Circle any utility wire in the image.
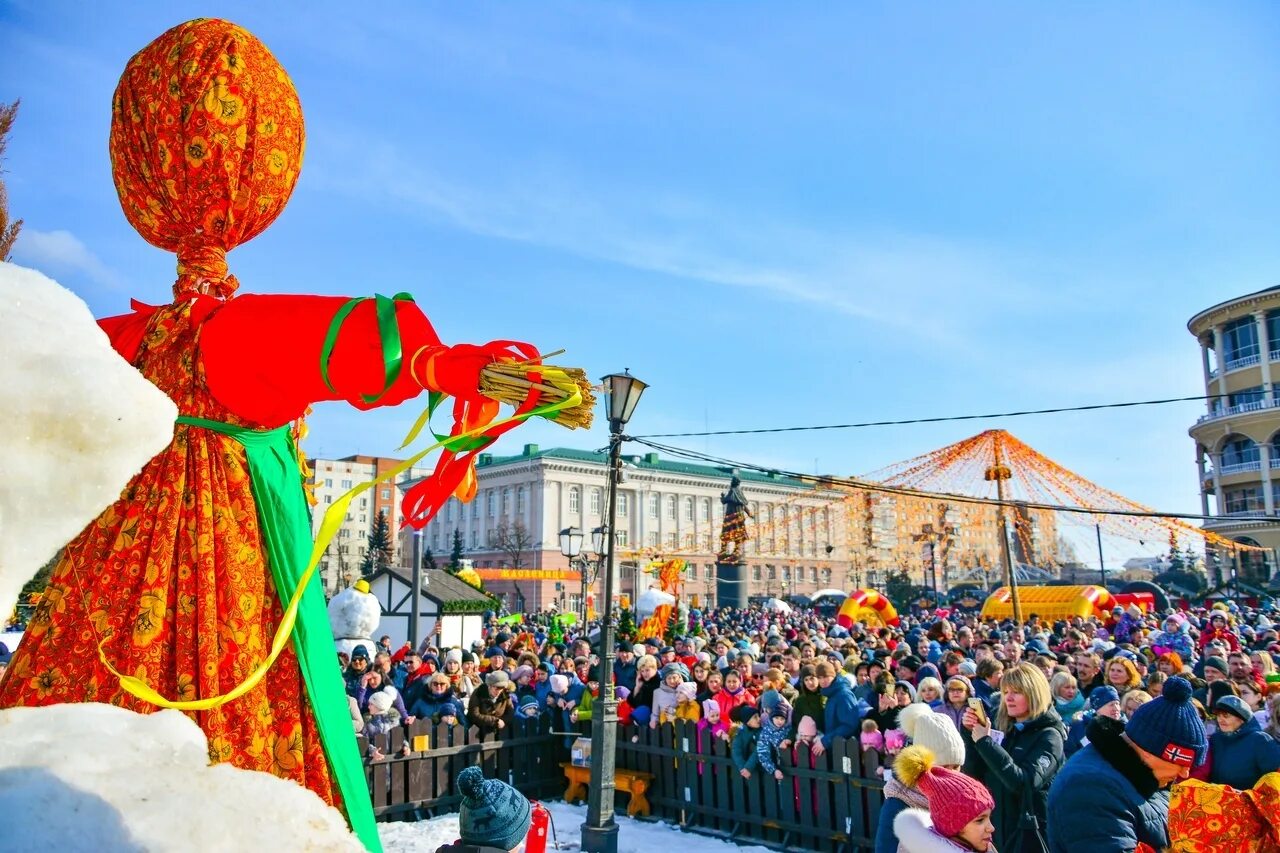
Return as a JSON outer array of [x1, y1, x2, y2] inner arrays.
[[627, 436, 1251, 524], [632, 393, 1225, 439]]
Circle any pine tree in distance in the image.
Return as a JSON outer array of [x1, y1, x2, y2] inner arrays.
[[448, 530, 465, 573], [361, 509, 394, 576], [423, 547, 438, 572]]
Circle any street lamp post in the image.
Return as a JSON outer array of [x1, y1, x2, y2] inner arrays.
[[409, 529, 422, 650], [561, 525, 610, 622], [582, 370, 647, 853]]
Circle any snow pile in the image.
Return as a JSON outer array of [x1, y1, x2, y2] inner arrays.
[[0, 703, 363, 851], [0, 262, 176, 616], [378, 800, 776, 853]]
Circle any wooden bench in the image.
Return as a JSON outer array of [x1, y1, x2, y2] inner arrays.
[[559, 762, 653, 817]]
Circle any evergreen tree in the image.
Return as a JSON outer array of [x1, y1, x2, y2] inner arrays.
[[884, 568, 919, 612], [423, 547, 438, 572], [617, 606, 636, 640], [361, 509, 394, 576], [448, 530, 465, 573]]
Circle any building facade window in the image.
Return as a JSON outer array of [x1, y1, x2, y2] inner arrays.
[[569, 487, 581, 513], [700, 499, 711, 522], [502, 487, 511, 515], [1225, 486, 1265, 514], [666, 495, 677, 520], [753, 565, 763, 581], [516, 485, 525, 514], [683, 497, 694, 521], [590, 488, 601, 515], [1229, 386, 1265, 407], [1222, 436, 1260, 467], [666, 532, 677, 549], [324, 478, 332, 488], [1224, 316, 1260, 365], [647, 531, 659, 548], [618, 493, 629, 515], [380, 488, 389, 500], [471, 531, 479, 548], [340, 479, 352, 489], [487, 491, 496, 517], [648, 494, 660, 519], [616, 530, 629, 547]]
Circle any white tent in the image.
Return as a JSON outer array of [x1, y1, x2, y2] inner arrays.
[[764, 597, 792, 613], [809, 588, 848, 601]]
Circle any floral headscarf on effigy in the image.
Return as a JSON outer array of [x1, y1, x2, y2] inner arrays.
[[109, 17, 303, 300]]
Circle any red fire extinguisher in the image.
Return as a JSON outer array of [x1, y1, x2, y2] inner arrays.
[[524, 801, 552, 853]]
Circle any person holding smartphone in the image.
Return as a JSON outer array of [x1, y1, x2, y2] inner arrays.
[[962, 662, 1065, 852]]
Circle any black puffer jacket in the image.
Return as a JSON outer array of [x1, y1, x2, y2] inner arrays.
[[964, 709, 1066, 851]]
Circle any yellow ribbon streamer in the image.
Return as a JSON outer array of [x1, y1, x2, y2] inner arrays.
[[99, 385, 581, 711]]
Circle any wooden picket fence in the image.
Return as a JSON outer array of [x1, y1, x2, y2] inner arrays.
[[361, 718, 887, 852]]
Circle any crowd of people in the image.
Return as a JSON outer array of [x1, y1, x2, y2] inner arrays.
[[342, 598, 1280, 853]]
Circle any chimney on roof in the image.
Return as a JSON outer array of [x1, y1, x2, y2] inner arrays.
[[644, 452, 659, 464], [478, 453, 493, 466], [523, 443, 539, 456]]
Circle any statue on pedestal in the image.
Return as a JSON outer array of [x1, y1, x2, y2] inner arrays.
[[718, 473, 753, 563]]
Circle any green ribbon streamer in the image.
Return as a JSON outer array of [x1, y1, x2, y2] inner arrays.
[[320, 293, 415, 404], [175, 415, 382, 853]]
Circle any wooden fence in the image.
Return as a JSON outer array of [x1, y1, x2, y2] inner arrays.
[[361, 718, 887, 852]]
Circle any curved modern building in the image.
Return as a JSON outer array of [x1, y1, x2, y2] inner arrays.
[[1188, 287, 1280, 589]]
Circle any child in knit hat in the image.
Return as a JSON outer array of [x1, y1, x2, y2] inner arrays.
[[755, 693, 793, 781], [698, 698, 730, 741], [675, 680, 702, 723], [877, 706, 969, 851], [892, 745, 996, 852], [651, 662, 688, 728], [437, 766, 532, 853]]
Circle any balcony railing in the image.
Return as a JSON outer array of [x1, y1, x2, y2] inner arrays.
[[1219, 460, 1263, 475], [1225, 353, 1262, 371], [1195, 396, 1280, 425]]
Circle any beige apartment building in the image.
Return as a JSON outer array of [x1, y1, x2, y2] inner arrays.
[[1188, 286, 1280, 588]]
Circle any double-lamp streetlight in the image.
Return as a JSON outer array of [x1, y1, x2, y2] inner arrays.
[[580, 369, 647, 853], [559, 525, 611, 624]]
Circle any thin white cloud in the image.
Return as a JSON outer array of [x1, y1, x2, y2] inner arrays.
[[13, 229, 123, 291], [309, 133, 1052, 346]]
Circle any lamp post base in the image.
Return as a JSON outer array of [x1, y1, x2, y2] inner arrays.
[[581, 821, 619, 853]]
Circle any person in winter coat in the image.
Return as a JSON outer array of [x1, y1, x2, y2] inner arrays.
[[755, 693, 793, 780], [962, 663, 1065, 852], [697, 698, 731, 742], [468, 671, 515, 737], [1050, 672, 1084, 723], [436, 765, 532, 853], [935, 675, 972, 734], [790, 665, 826, 741], [714, 668, 754, 723], [651, 663, 687, 727], [892, 745, 996, 853], [1198, 611, 1240, 652], [1046, 676, 1207, 853], [876, 705, 968, 853], [674, 680, 702, 722], [1150, 614, 1195, 662], [409, 673, 468, 727], [1208, 694, 1280, 790], [812, 661, 872, 757], [1064, 685, 1121, 758], [626, 654, 661, 726], [730, 704, 763, 778]]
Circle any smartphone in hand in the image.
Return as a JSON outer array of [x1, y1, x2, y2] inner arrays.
[[966, 697, 989, 727]]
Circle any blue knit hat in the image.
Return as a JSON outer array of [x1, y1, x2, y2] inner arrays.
[[1124, 677, 1207, 768], [1087, 685, 1120, 712], [457, 766, 532, 850]]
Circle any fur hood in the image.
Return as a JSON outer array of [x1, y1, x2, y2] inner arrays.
[[893, 809, 993, 853]]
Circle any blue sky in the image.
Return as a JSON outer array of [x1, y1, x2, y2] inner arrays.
[[5, 3, 1280, 561]]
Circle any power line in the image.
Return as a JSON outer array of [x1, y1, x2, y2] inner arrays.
[[632, 393, 1224, 439], [627, 436, 1252, 525]]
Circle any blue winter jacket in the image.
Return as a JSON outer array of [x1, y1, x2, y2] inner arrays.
[[1209, 716, 1280, 791], [819, 677, 871, 749], [408, 687, 467, 726], [1047, 716, 1169, 853]]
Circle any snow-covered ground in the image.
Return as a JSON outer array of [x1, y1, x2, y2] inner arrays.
[[380, 801, 775, 853]]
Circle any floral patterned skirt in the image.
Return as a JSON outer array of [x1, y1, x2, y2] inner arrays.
[[0, 428, 336, 804]]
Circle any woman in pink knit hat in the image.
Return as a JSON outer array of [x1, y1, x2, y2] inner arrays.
[[892, 744, 997, 852]]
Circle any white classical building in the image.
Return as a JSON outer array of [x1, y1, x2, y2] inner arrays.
[[398, 444, 849, 613]]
